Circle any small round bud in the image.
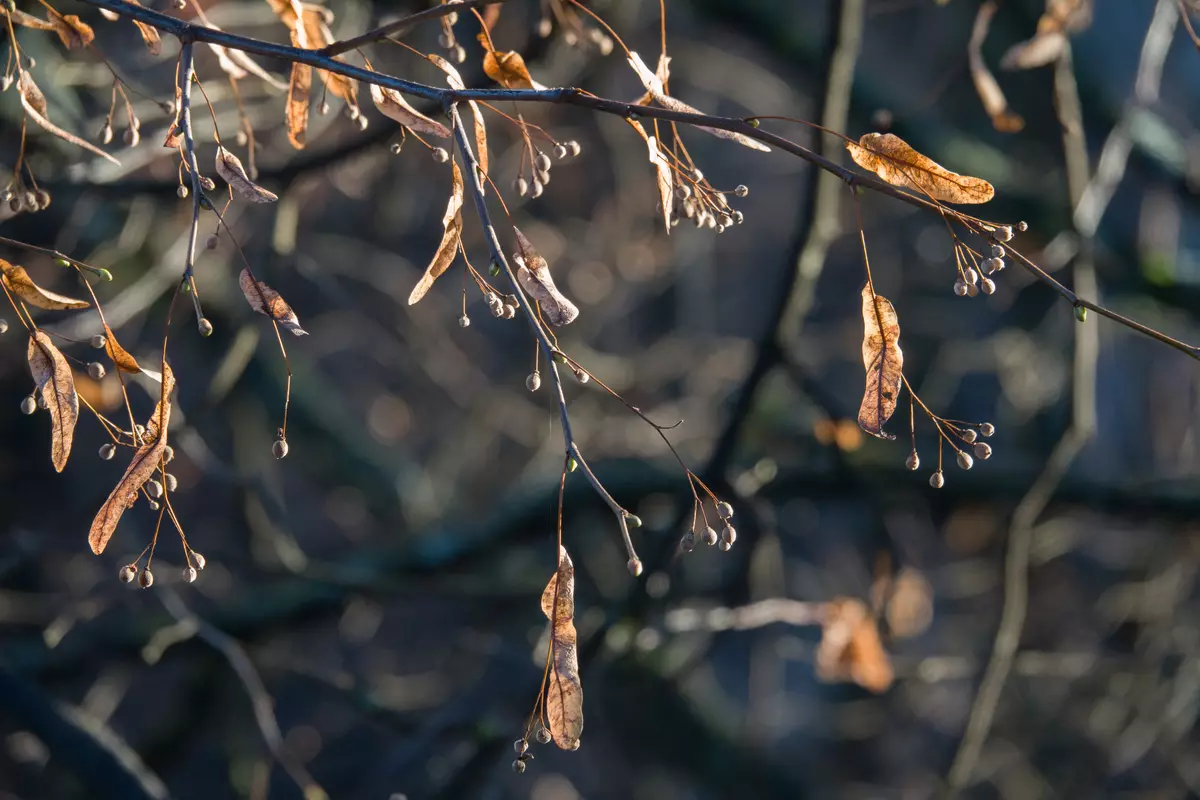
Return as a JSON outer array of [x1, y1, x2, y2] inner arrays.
[[692, 168, 704, 182], [20, 396, 36, 415], [974, 442, 992, 460], [567, 140, 581, 157], [720, 525, 737, 547], [458, 314, 470, 328], [205, 234, 219, 250], [148, 479, 164, 498], [929, 470, 944, 489], [515, 177, 528, 196], [554, 144, 568, 160], [512, 760, 526, 775], [390, 142, 403, 155], [982, 257, 1003, 275], [980, 422, 995, 437], [734, 184, 749, 198], [964, 267, 979, 286], [431, 147, 449, 163], [485, 291, 499, 306], [198, 318, 214, 337], [961, 429, 977, 444], [537, 17, 553, 36], [35, 189, 50, 210], [991, 245, 1006, 258], [626, 514, 643, 528], [718, 539, 732, 552], [905, 450, 920, 471], [491, 302, 506, 318], [526, 371, 542, 392], [567, 457, 577, 472], [993, 225, 1013, 242], [535, 170, 550, 186], [176, 185, 189, 199], [956, 451, 974, 470], [574, 369, 589, 385], [99, 443, 116, 460], [236, 130, 248, 147], [530, 179, 544, 199], [627, 557, 643, 577], [563, 30, 578, 46], [438, 32, 454, 49], [123, 127, 140, 147], [966, 283, 979, 297], [535, 727, 552, 744], [165, 473, 178, 492], [100, 123, 114, 145], [138, 568, 154, 588], [981, 277, 996, 295], [489, 260, 502, 277], [701, 526, 718, 546], [514, 739, 528, 755], [680, 532, 695, 552], [182, 566, 198, 583], [136, 424, 146, 437], [1074, 305, 1087, 323], [0, 318, 7, 334], [1017, 220, 1028, 232], [733, 210, 744, 224], [117, 564, 138, 583], [89, 334, 107, 349], [87, 362, 107, 381], [953, 280, 968, 297], [716, 501, 734, 519], [163, 446, 175, 463], [273, 438, 289, 459], [192, 552, 207, 571], [534, 152, 551, 172], [452, 44, 466, 64]]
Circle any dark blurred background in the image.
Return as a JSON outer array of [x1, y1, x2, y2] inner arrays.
[[2, 0, 1200, 798]]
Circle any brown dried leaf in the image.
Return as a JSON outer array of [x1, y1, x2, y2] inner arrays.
[[101, 0, 161, 55], [816, 598, 894, 694], [103, 323, 144, 375], [18, 71, 120, 165], [2, 8, 57, 31], [541, 546, 583, 750], [286, 61, 312, 150], [884, 568, 934, 639], [514, 228, 579, 326], [408, 163, 465, 305], [215, 147, 278, 203], [481, 41, 540, 90], [846, 132, 994, 204], [0, 260, 89, 310], [427, 55, 489, 177], [628, 120, 673, 234], [369, 82, 451, 139], [239, 269, 307, 336], [27, 331, 78, 473], [88, 364, 174, 555], [969, 3, 1024, 133], [48, 13, 95, 50], [857, 284, 903, 440]]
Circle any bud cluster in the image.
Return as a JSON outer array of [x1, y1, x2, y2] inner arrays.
[[513, 143, 582, 200]]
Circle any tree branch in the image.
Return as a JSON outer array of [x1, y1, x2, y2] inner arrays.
[[320, 0, 510, 58]]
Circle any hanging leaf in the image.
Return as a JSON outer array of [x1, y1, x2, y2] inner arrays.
[[27, 331, 79, 473], [48, 13, 95, 50], [369, 82, 451, 139], [479, 34, 543, 91], [18, 71, 120, 165], [857, 284, 903, 440], [1002, 0, 1093, 69], [969, 3, 1024, 133], [238, 269, 308, 336], [285, 28, 312, 151], [102, 323, 148, 375], [541, 546, 583, 750], [628, 120, 673, 234], [215, 147, 278, 203], [408, 162, 465, 305], [1, 260, 89, 310], [514, 228, 579, 326], [427, 55, 489, 178], [846, 133, 994, 204], [88, 364, 174, 555], [816, 598, 894, 694]]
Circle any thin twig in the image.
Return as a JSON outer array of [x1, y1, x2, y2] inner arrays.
[[321, 0, 510, 57]]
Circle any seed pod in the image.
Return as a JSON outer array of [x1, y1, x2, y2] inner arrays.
[[35, 190, 50, 209], [716, 501, 734, 519], [721, 525, 737, 547], [627, 557, 643, 576], [90, 334, 107, 349], [535, 170, 550, 186], [514, 177, 529, 196], [734, 184, 749, 197], [1074, 305, 1087, 323], [192, 552, 207, 571], [905, 450, 920, 471], [953, 280, 968, 297], [983, 257, 1003, 274], [929, 470, 944, 488], [554, 144, 568, 159], [87, 362, 106, 380], [993, 225, 1013, 242], [138, 568, 154, 588], [626, 514, 643, 528], [1017, 220, 1028, 232], [964, 267, 979, 286], [205, 234, 219, 250], [718, 539, 732, 551], [182, 566, 198, 583], [956, 451, 974, 470], [176, 185, 188, 199], [514, 739, 528, 755], [165, 473, 178, 492], [980, 422, 995, 437], [200, 176, 216, 192], [965, 283, 979, 297], [458, 314, 470, 328], [974, 442, 992, 460], [503, 304, 516, 320], [535, 727, 552, 744], [431, 147, 449, 163], [567, 141, 581, 157], [701, 526, 718, 546], [20, 396, 36, 415], [991, 245, 1005, 258], [0, 319, 7, 334], [962, 429, 977, 444], [198, 318, 214, 337], [452, 44, 466, 63], [100, 123, 114, 144], [981, 278, 996, 295], [530, 179, 544, 199], [163, 445, 175, 463], [526, 371, 541, 392], [680, 531, 695, 552], [534, 152, 551, 171], [147, 479, 164, 498], [272, 439, 289, 459], [99, 443, 116, 460], [512, 760, 526, 775]]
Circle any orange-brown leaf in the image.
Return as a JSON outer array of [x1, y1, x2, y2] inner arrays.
[[215, 147, 278, 203], [239, 269, 307, 336], [969, 3, 1024, 133], [857, 285, 903, 440], [49, 13, 95, 50], [408, 162, 465, 305], [286, 61, 312, 150], [541, 546, 583, 750], [846, 133, 994, 204], [2, 7, 56, 30], [369, 82, 450, 139], [514, 228, 578, 326], [427, 55, 489, 177], [479, 36, 539, 90], [816, 598, 893, 694], [18, 71, 120, 165], [27, 331, 78, 473], [103, 323, 143, 374], [0, 260, 89, 310]]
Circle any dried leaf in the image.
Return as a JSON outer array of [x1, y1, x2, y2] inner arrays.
[[857, 284, 903, 440], [18, 71, 120, 165], [238, 269, 307, 336], [48, 13, 95, 50], [846, 132, 994, 204], [369, 82, 451, 139], [2, 8, 57, 31], [286, 61, 312, 149], [627, 52, 770, 153], [27, 331, 78, 473], [629, 120, 673, 234], [215, 147, 278, 203], [512, 228, 578, 326], [408, 162, 465, 305], [88, 364, 174, 555], [427, 55, 489, 177], [101, 0, 161, 55], [103, 323, 144, 375], [0, 260, 89, 310], [541, 546, 583, 750], [1001, 31, 1067, 69], [816, 598, 893, 694], [264, 0, 304, 32], [480, 38, 542, 90], [969, 3, 1024, 133]]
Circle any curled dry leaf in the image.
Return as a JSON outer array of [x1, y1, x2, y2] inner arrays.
[[369, 82, 451, 139], [427, 55, 489, 178], [846, 132, 994, 204], [969, 3, 1024, 133], [215, 147, 278, 203], [408, 162, 465, 305], [628, 120, 673, 234], [541, 546, 583, 750], [89, 364, 174, 555], [514, 228, 579, 326], [1002, 0, 1093, 69], [285, 28, 312, 150], [0, 259, 89, 310], [239, 269, 307, 336], [18, 71, 119, 165], [857, 284, 903, 440], [816, 597, 894, 694], [27, 331, 79, 473], [479, 33, 544, 90], [627, 52, 770, 153], [48, 13, 95, 50], [103, 323, 146, 375]]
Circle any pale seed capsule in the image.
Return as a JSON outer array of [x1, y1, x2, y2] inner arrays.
[[514, 739, 528, 755], [165, 474, 178, 492], [962, 429, 977, 444], [431, 147, 450, 163], [526, 371, 541, 392], [355, 115, 368, 131], [90, 334, 107, 349], [0, 319, 7, 334], [718, 539, 732, 552], [135, 424, 146, 437], [981, 278, 996, 295], [982, 257, 1002, 274], [554, 144, 568, 160], [458, 314, 470, 328], [627, 557, 643, 576], [953, 280, 968, 297], [502, 304, 516, 320], [148, 479, 164, 498], [198, 318, 214, 337], [956, 451, 974, 470], [906, 450, 920, 471], [438, 32, 454, 49], [236, 130, 248, 147], [123, 127, 140, 147], [514, 177, 528, 196], [205, 234, 219, 250], [980, 422, 995, 437], [701, 526, 718, 546], [99, 443, 116, 460], [966, 283, 979, 297], [929, 470, 944, 489], [163, 445, 175, 463], [192, 552, 207, 570], [733, 210, 744, 224], [87, 362, 107, 380], [692, 168, 704, 181], [20, 396, 36, 415], [317, 101, 330, 116], [716, 501, 734, 519], [721, 525, 737, 547], [535, 727, 551, 744], [534, 152, 551, 172], [974, 442, 992, 460], [119, 564, 137, 583], [491, 302, 505, 318], [567, 141, 581, 157], [182, 566, 197, 583], [452, 44, 466, 64], [734, 184, 749, 198], [8, 195, 21, 213], [530, 179, 544, 199], [1017, 220, 1028, 232], [512, 760, 526, 775], [138, 568, 154, 588], [537, 17, 553, 36], [575, 369, 589, 385], [563, 30, 578, 46], [535, 170, 550, 186], [964, 267, 979, 286], [485, 291, 499, 306], [35, 189, 50, 210], [680, 532, 695, 552], [100, 123, 114, 144], [176, 185, 188, 199], [390, 142, 403, 155], [993, 226, 1013, 242], [991, 244, 1006, 258], [273, 439, 289, 459]]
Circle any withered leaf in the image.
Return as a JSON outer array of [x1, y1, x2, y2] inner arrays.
[[285, 29, 312, 150], [846, 132, 994, 204], [408, 162, 465, 305], [215, 147, 278, 203], [427, 55, 489, 178], [514, 228, 579, 326], [18, 71, 120, 165], [480, 36, 542, 91], [264, 0, 303, 32], [1002, 0, 1092, 69], [238, 269, 307, 336], [541, 546, 583, 750], [369, 82, 451, 139], [27, 331, 78, 473], [969, 3, 1024, 133], [0, 259, 89, 310], [2, 8, 57, 31], [816, 598, 894, 694], [857, 285, 903, 440], [103, 323, 145, 375], [48, 13, 95, 50], [89, 364, 174, 555], [629, 120, 673, 234]]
